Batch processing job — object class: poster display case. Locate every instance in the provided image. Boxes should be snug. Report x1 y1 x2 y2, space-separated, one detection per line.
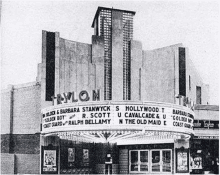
82 149 89 166
41 145 59 174
68 148 75 167
176 147 189 173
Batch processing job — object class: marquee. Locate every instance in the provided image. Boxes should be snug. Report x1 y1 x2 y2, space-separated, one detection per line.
41 101 194 136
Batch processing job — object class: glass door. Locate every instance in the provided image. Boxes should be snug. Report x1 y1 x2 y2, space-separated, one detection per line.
130 151 138 172
162 150 171 172
151 150 161 172
130 149 172 173
130 150 149 173
151 150 172 173
140 151 149 172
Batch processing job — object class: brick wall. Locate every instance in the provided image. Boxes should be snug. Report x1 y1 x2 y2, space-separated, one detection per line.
13 84 41 134
1 83 41 174
1 134 40 154
15 154 40 174
1 134 11 153
1 88 12 134
12 134 40 154
1 153 15 174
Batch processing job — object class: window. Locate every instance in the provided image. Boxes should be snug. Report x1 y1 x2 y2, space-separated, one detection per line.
179 47 186 96
196 86 201 104
189 75 191 91
45 32 55 101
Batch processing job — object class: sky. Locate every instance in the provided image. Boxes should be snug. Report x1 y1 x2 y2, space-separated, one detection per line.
1 0 219 105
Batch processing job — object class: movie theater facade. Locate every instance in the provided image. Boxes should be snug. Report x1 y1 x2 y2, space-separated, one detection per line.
1 6 218 175
42 97 195 174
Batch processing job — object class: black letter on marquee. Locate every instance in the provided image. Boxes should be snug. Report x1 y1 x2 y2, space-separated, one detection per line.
119 119 123 124
92 89 100 101
116 106 119 111
79 90 90 101
82 113 86 118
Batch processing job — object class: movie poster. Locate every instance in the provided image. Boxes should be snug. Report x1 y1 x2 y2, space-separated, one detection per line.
190 156 202 169
44 150 56 166
177 152 188 172
83 149 89 163
68 148 75 162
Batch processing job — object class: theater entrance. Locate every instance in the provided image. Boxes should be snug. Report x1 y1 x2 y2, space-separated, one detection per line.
130 149 172 173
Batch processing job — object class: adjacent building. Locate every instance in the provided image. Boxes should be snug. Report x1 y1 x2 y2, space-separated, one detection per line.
1 6 218 175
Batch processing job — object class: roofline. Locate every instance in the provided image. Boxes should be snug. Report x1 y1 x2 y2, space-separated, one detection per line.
91 6 136 28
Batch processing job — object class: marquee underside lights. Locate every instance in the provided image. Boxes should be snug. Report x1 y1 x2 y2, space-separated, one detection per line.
43 130 190 144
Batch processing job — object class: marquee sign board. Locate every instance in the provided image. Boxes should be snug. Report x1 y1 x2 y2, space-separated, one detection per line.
41 101 194 135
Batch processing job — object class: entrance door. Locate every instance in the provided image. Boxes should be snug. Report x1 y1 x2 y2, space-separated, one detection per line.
151 150 172 173
151 150 161 172
130 150 149 173
129 149 171 173
162 150 172 172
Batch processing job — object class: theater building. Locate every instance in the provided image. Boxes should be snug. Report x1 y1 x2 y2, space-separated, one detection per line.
1 6 218 175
